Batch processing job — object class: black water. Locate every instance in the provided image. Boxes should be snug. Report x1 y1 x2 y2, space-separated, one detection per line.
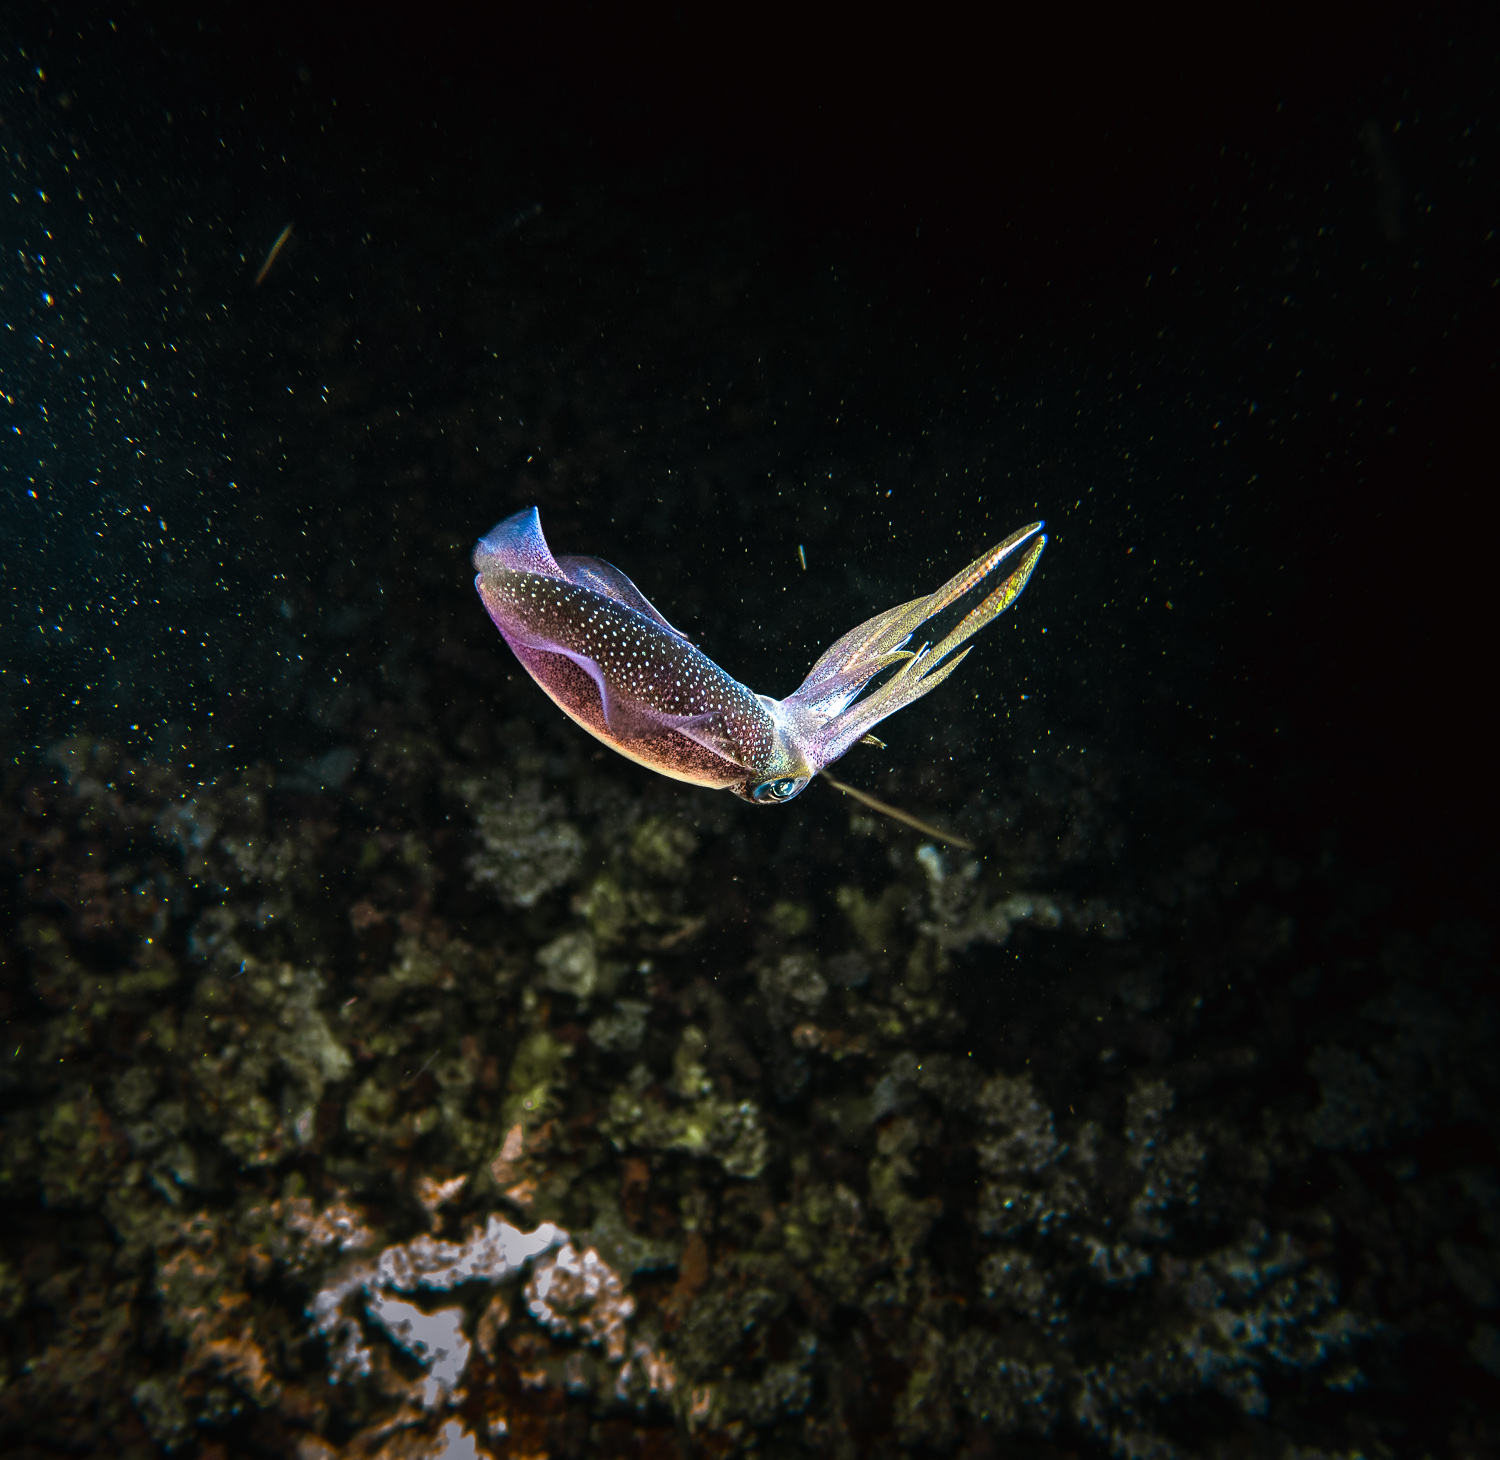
4 10 1493 906
2 6 1497 1454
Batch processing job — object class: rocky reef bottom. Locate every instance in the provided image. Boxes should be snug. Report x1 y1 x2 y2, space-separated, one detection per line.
1 722 1496 1458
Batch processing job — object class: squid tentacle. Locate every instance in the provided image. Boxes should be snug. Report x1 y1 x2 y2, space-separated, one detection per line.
777 522 1046 767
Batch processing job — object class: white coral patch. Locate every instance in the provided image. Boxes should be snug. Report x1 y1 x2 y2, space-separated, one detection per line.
366 1292 471 1408
312 1213 568 1405
525 1243 635 1360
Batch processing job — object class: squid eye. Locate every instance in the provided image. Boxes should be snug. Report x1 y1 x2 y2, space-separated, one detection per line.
752 777 800 803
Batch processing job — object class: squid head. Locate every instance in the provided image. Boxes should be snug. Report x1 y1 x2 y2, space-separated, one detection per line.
473 507 1045 804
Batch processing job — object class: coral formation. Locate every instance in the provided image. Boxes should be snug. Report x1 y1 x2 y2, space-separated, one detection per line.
1 722 1495 1458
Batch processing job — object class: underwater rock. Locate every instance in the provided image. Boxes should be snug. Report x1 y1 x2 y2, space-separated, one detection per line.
675 1285 786 1381
1305 1043 1396 1151
524 1241 635 1360
756 950 828 1025
869 1114 943 1265
979 1246 1054 1317
312 1212 568 1404
465 779 585 907
835 882 907 955
778 1178 876 1304
132 1374 193 1449
628 815 698 880
366 1291 471 1409
284 743 360 790
1 704 1490 1457
976 1072 1060 1185
824 948 871 988
713 1333 818 1427
767 899 814 938
535 928 600 1001
276 966 355 1117
614 1334 679 1408
587 996 651 1052
949 1334 1056 1434
579 1194 680 1278
603 1057 769 1180
500 1026 573 1136
37 1081 128 1208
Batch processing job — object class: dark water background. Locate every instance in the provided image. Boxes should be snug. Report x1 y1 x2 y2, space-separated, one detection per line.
3 9 1493 892
2 6 1498 1457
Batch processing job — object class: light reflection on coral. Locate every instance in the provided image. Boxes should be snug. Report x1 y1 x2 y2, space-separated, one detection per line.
312 1214 567 1402
524 1241 635 1360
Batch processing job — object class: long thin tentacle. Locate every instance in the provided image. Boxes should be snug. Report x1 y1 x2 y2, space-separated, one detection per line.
793 520 1045 704
819 769 976 851
793 525 1047 767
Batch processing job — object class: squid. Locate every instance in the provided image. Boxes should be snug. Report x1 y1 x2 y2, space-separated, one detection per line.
473 507 1046 805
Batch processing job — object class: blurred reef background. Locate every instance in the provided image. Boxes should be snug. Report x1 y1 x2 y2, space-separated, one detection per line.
1 6 1497 1458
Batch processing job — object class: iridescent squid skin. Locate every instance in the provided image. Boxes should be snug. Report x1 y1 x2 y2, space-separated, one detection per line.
473 507 1046 804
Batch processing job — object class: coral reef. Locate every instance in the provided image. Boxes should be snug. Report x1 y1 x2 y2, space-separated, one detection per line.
1 727 1495 1459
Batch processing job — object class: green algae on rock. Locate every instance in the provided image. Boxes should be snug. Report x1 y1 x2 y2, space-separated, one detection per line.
0 732 1492 1458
